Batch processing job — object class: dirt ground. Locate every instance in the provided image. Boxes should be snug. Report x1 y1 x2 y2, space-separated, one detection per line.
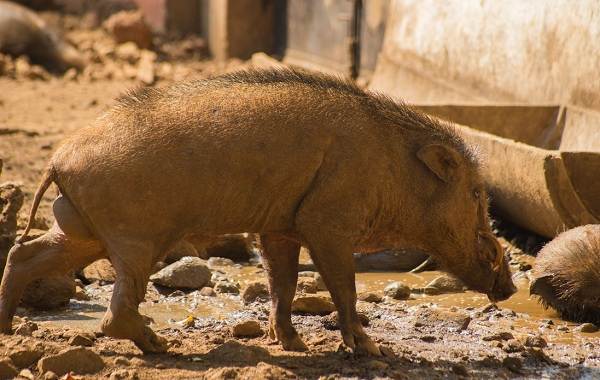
1 12 600 380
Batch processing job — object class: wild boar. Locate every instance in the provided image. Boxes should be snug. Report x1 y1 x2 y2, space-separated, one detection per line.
530 224 600 324
0 68 516 355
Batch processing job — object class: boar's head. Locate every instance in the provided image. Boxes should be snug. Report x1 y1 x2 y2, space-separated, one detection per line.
416 143 516 302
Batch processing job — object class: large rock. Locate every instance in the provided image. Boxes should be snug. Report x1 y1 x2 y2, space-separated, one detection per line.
103 10 152 49
82 259 116 283
37 347 104 376
292 296 336 315
423 275 466 295
22 275 76 310
9 346 43 369
150 257 211 289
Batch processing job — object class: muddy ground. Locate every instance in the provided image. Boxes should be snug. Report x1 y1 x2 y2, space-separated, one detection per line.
1 12 599 380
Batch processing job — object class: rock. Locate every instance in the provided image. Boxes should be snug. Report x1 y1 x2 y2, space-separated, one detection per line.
482 332 514 341
114 42 140 63
424 275 466 295
165 240 199 264
73 286 90 301
113 356 130 366
231 320 262 338
242 281 269 304
9 347 43 368
103 11 152 49
18 369 34 380
298 271 326 290
214 281 240 294
503 339 524 353
383 281 411 300
358 292 382 303
37 347 105 376
322 311 369 330
14 321 38 336
22 275 76 310
0 358 18 379
523 335 547 348
199 286 216 297
69 334 94 347
292 296 336 315
207 257 235 267
82 259 116 283
136 50 155 85
576 323 599 333
150 257 211 289
109 369 139 380
412 308 471 331
296 277 317 294
42 371 58 380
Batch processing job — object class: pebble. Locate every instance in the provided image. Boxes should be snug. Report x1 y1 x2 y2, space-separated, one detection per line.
297 277 318 294
214 281 241 294
199 287 217 297
113 356 130 366
232 320 263 338
502 339 524 353
523 335 547 348
292 296 336 315
14 321 38 336
149 257 212 289
576 323 599 333
68 334 94 347
37 347 105 376
424 275 466 295
322 311 369 330
241 282 270 304
109 369 139 380
358 292 382 303
298 271 327 291
383 281 411 300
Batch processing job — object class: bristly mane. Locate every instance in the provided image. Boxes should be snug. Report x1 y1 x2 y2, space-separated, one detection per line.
114 67 477 164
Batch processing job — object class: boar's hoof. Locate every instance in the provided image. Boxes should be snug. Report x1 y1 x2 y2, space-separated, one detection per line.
281 334 308 352
341 334 382 356
136 326 168 354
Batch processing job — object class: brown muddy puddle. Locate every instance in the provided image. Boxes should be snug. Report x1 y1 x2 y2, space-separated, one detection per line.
23 264 600 346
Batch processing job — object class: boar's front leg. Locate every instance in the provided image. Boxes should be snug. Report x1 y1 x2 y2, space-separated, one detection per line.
260 233 307 351
100 239 168 353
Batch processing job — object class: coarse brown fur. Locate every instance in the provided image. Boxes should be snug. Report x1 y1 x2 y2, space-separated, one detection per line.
530 224 600 324
0 67 515 354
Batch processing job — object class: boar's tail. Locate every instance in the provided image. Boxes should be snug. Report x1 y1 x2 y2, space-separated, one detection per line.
17 166 55 243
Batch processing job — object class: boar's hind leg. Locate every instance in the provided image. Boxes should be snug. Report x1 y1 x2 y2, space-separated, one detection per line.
0 227 103 333
100 239 168 354
260 234 307 351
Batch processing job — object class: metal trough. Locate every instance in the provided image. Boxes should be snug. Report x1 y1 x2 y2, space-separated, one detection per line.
414 105 600 238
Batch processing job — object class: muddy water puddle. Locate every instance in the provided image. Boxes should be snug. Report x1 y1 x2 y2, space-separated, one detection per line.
24 265 600 346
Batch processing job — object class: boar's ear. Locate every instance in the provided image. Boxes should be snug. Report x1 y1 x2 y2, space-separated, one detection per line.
417 144 462 183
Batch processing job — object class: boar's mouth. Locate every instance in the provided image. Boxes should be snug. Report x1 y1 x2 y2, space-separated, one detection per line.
478 231 504 273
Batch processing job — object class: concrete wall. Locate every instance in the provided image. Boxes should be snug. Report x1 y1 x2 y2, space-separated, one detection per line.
370 0 600 111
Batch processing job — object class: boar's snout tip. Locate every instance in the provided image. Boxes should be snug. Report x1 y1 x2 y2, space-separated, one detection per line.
487 283 517 303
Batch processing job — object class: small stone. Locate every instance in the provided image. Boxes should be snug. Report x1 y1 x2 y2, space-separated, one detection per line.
367 360 389 370
207 257 235 267
358 292 382 303
69 334 94 347
115 42 140 63
37 347 105 376
502 356 523 373
214 281 240 294
482 332 514 341
82 259 116 283
14 321 38 336
502 339 524 353
322 311 369 330
292 296 336 315
420 335 436 342
424 275 466 295
113 356 130 366
383 282 411 300
18 369 35 380
298 271 326 291
0 358 18 379
576 323 599 333
103 11 152 49
242 282 269 304
199 287 216 297
231 320 262 338
110 369 138 380
523 335 547 348
43 371 58 380
9 347 43 368
23 275 76 310
296 277 317 294
150 257 211 289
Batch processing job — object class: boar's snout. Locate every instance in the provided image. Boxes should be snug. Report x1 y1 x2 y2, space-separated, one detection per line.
479 231 517 302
